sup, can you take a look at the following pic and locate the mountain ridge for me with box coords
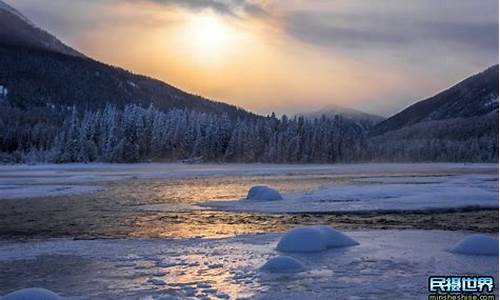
[301,104,384,127]
[0,1,257,119]
[370,65,499,136]
[0,0,84,57]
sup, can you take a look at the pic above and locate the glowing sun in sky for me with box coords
[190,15,228,49]
[183,13,245,61]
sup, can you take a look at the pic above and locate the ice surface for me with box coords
[206,174,498,213]
[247,186,283,201]
[450,234,499,256]
[276,226,358,253]
[0,230,497,299]
[0,184,99,200]
[0,163,496,200]
[2,288,61,300]
[353,176,447,184]
[260,256,305,273]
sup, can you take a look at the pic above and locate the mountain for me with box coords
[365,65,499,162]
[301,104,384,127]
[0,0,497,164]
[0,0,83,57]
[371,65,499,136]
[0,0,255,119]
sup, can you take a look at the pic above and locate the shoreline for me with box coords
[0,208,497,240]
[0,163,497,240]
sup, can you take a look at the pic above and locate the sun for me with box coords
[184,13,236,58]
[189,14,231,52]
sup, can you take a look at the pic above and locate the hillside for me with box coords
[0,0,497,164]
[0,0,255,119]
[0,0,83,57]
[0,45,254,119]
[302,104,384,128]
[371,65,499,136]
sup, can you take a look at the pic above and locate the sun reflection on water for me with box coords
[123,174,354,239]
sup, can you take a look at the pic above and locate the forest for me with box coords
[0,101,497,164]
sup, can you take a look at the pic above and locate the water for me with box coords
[0,164,497,299]
[0,171,496,240]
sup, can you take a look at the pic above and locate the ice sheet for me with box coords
[204,175,498,213]
[0,230,497,299]
[0,163,496,201]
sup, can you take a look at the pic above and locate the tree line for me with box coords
[0,103,366,163]
[0,103,497,164]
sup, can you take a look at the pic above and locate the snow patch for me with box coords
[207,175,498,213]
[276,226,358,253]
[0,184,100,200]
[260,256,305,273]
[450,235,499,256]
[2,288,61,300]
[353,176,446,184]
[483,94,499,108]
[246,186,283,201]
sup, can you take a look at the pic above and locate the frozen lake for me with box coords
[0,163,497,239]
[0,230,497,299]
[0,163,498,299]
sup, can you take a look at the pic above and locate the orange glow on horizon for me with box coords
[41,0,488,117]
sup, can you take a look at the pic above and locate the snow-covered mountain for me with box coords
[366,65,499,162]
[371,65,499,136]
[0,0,497,163]
[0,0,83,57]
[301,104,384,127]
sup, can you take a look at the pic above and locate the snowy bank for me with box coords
[0,163,496,200]
[205,175,498,213]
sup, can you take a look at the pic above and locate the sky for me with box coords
[6,0,499,116]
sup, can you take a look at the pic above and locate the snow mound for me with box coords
[277,227,326,252]
[315,226,359,248]
[276,226,358,253]
[450,234,499,256]
[3,288,61,300]
[246,186,283,201]
[260,256,305,273]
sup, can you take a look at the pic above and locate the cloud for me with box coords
[281,0,499,62]
[285,12,410,49]
[139,0,268,18]
[285,12,498,53]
